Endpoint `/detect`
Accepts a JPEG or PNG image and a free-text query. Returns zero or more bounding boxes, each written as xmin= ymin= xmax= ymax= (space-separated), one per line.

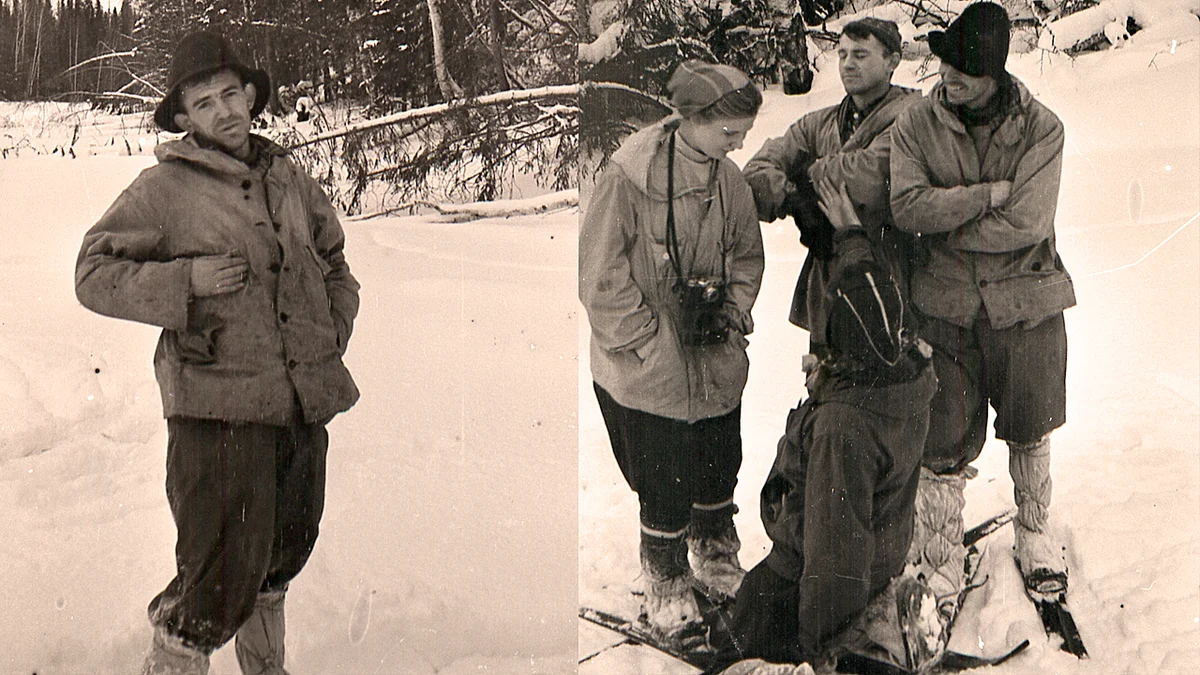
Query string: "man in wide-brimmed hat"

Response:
xmin=889 ymin=0 xmax=1075 ymax=624
xmin=75 ymin=31 xmax=360 ymax=674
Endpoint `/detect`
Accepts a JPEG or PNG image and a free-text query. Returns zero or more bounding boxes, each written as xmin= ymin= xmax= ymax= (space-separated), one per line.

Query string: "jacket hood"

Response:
xmin=155 ymin=133 xmax=288 ymax=175
xmin=810 ymin=352 xmax=937 ymax=421
xmin=610 ymin=116 xmax=733 ymax=203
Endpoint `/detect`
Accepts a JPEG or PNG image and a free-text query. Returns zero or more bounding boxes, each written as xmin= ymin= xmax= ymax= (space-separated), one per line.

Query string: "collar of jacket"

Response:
xmin=808 ymin=350 xmax=936 ymax=419
xmin=929 ymin=76 xmax=1034 ymax=148
xmin=154 ymin=133 xmax=288 ymax=175
xmin=610 ymin=115 xmax=727 ymax=203
xmin=832 ymin=85 xmax=920 ymax=152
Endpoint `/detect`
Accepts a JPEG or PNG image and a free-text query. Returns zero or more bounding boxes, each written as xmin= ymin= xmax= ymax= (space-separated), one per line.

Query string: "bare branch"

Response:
xmin=290 ymin=84 xmax=579 ymax=148
xmin=57 ymin=49 xmax=138 ymax=78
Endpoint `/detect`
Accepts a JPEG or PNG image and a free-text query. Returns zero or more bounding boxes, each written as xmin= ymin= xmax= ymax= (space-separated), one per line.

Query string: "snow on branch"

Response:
xmin=58 ymin=49 xmax=139 ymax=78
xmin=580 ymin=20 xmax=626 ymax=64
xmin=1039 ymin=0 xmax=1200 ymax=52
xmin=347 ymin=189 xmax=579 ymax=222
xmin=290 ymin=84 xmax=580 ymax=149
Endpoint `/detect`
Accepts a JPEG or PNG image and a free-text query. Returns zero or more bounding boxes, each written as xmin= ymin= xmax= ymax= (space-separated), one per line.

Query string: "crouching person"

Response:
xmin=716 ymin=248 xmax=938 ymax=671
xmin=579 ymin=60 xmax=765 ymax=644
xmin=74 ymin=32 xmax=359 ymax=674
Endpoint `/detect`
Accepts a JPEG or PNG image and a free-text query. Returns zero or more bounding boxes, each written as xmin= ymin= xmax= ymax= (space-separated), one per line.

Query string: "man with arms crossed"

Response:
xmin=889 ymin=1 xmax=1075 ymax=606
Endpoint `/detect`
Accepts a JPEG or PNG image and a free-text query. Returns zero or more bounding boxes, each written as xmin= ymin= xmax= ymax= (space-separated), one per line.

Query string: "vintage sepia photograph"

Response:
xmin=0 ymin=0 xmax=1197 ymax=674
xmin=1 ymin=0 xmax=577 ymax=673
xmin=577 ymin=1 xmax=1199 ymax=673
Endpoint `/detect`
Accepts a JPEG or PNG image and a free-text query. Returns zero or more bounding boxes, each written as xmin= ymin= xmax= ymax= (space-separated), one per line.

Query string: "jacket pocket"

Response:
xmin=175 ymin=312 xmax=222 ymax=365
xmin=307 ymin=245 xmax=333 ymax=277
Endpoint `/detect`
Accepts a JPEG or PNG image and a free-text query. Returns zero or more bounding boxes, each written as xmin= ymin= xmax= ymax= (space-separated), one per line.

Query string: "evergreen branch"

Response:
xmin=498 ymin=0 xmax=542 ymax=33
xmin=290 ymin=84 xmax=579 ymax=148
xmin=522 ymin=0 xmax=579 ymax=38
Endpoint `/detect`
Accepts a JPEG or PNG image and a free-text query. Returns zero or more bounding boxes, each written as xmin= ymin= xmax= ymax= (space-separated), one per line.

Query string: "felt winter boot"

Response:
xmin=639 ymin=530 xmax=703 ymax=643
xmin=141 ymin=626 xmax=211 ymax=675
xmin=235 ymin=589 xmax=291 ymax=675
xmin=1009 ymin=436 xmax=1068 ymax=594
xmin=688 ymin=505 xmax=746 ymax=600
xmin=905 ymin=468 xmax=968 ymax=623
xmin=894 ymin=575 xmax=944 ymax=672
xmin=832 ymin=573 xmax=943 ymax=674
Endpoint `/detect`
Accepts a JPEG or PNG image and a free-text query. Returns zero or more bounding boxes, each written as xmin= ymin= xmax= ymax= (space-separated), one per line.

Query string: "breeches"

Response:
xmin=594 ymin=383 xmax=742 ymax=534
xmin=148 ymin=416 xmax=328 ymax=651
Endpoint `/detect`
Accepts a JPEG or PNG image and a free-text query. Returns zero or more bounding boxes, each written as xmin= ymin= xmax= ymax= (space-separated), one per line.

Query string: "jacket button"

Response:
xmin=242 ymin=179 xmax=252 ymax=190
xmin=280 ymin=312 xmax=289 ymax=323
xmin=272 ymin=222 xmax=282 ymax=232
xmin=288 ymin=359 xmax=297 ymax=369
xmin=978 ymin=279 xmax=989 ymax=288
xmin=268 ymin=263 xmax=281 ymax=274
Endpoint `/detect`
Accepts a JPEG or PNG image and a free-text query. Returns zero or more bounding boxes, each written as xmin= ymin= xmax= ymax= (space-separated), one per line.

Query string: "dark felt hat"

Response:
xmin=928 ymin=2 xmax=1011 ymax=78
xmin=154 ymin=32 xmax=271 ymax=133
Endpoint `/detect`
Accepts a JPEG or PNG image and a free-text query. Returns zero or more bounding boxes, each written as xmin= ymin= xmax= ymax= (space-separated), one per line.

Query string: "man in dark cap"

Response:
xmin=75 ymin=31 xmax=360 ymax=674
xmin=889 ymin=0 xmax=1075 ymax=611
xmin=744 ymin=16 xmax=921 ymax=360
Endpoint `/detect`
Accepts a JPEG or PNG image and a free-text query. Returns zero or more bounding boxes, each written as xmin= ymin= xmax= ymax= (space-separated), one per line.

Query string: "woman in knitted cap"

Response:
xmin=579 ymin=60 xmax=765 ymax=643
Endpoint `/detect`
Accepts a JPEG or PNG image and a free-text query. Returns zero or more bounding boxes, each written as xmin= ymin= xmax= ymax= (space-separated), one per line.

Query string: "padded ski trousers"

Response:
xmin=593 ymin=382 xmax=742 ymax=535
xmin=148 ymin=416 xmax=328 ymax=652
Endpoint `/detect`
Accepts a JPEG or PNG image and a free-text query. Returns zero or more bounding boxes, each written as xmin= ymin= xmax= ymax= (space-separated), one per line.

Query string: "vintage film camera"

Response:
xmin=675 ymin=276 xmax=728 ymax=346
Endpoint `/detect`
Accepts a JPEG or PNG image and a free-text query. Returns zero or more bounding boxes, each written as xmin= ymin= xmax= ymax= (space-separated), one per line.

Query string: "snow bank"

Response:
xmin=1039 ymin=0 xmax=1200 ymax=52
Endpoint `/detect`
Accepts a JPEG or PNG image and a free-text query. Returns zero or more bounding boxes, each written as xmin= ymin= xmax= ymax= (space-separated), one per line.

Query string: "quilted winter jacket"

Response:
xmin=75 ymin=135 xmax=360 ymax=426
xmin=579 ymin=120 xmax=765 ymax=422
xmin=743 ymin=86 xmax=920 ymax=338
xmin=889 ymin=78 xmax=1076 ymax=329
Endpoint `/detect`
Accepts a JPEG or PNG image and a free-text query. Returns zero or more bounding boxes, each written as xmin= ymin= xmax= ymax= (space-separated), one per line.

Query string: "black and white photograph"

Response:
xmin=0 ymin=0 xmax=1198 ymax=674
xmin=1 ymin=1 xmax=578 ymax=672
xmin=577 ymin=1 xmax=1199 ymax=673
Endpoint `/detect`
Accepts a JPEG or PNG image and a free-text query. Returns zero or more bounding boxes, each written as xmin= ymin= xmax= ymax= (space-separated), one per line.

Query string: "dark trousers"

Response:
xmin=921 ymin=312 xmax=1067 ymax=473
xmin=148 ymin=416 xmax=328 ymax=651
xmin=593 ymin=383 xmax=742 ymax=535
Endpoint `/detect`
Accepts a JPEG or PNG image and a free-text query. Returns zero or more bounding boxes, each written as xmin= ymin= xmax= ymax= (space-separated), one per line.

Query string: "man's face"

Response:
xmin=173 ymin=70 xmax=255 ymax=156
xmin=837 ymin=34 xmax=898 ymax=98
xmin=938 ymin=62 xmax=996 ymax=109
xmin=680 ymin=115 xmax=756 ymax=159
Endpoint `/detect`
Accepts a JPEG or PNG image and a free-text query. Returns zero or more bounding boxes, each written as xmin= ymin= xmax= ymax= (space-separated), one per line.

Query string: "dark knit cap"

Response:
xmin=928 ymin=2 xmax=1011 ymax=78
xmin=667 ymin=60 xmax=753 ymax=119
xmin=843 ymin=17 xmax=903 ymax=55
xmin=826 ymin=261 xmax=906 ymax=370
xmin=154 ymin=32 xmax=271 ymax=133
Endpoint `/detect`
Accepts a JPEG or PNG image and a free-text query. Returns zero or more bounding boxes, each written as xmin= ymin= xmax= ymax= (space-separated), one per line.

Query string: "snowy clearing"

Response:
xmin=0 ymin=155 xmax=578 ymax=672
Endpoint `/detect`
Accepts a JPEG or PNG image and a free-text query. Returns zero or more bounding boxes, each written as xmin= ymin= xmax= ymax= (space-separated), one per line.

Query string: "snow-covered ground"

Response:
xmin=0 ymin=158 xmax=578 ymax=670
xmin=580 ymin=15 xmax=1199 ymax=675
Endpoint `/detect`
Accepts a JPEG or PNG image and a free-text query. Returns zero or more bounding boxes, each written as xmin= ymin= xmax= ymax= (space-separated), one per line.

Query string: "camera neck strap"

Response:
xmin=665 ymin=131 xmax=686 ymax=286
xmin=665 ymin=130 xmax=728 ymax=289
